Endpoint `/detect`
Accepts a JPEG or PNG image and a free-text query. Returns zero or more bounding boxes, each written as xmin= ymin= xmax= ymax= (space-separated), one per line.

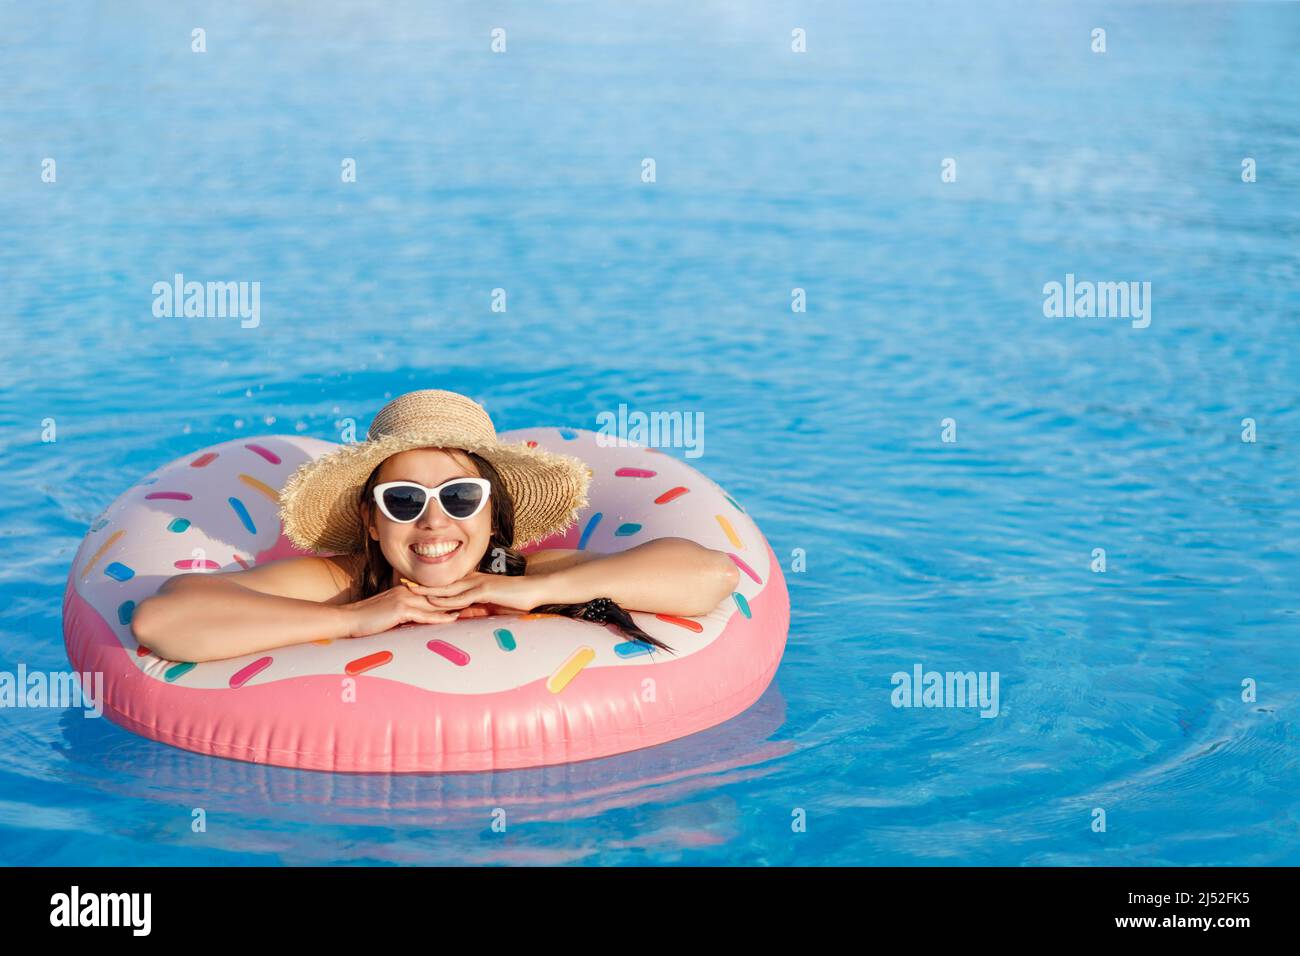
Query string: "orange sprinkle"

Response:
xmin=654 ymin=486 xmax=689 ymax=504
xmin=715 ymin=514 xmax=743 ymax=549
xmin=547 ymin=646 xmax=595 ymax=693
xmin=655 ymin=614 xmax=703 ymax=633
xmin=238 ymin=472 xmax=280 ymax=502
xmin=345 ymin=650 xmax=393 ymax=675
xmin=81 ymin=529 xmax=125 ymax=578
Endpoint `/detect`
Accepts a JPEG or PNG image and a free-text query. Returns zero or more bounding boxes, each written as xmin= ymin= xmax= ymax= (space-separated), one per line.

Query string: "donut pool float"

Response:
xmin=62 ymin=427 xmax=790 ymax=773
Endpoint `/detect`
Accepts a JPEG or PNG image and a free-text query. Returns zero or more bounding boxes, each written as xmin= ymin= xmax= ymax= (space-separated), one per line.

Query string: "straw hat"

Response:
xmin=278 ymin=390 xmax=590 ymax=553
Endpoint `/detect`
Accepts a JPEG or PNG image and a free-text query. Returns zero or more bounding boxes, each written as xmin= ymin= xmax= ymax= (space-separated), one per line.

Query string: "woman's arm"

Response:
xmin=525 ymin=537 xmax=740 ymax=616
xmin=130 ymin=557 xmax=359 ymax=663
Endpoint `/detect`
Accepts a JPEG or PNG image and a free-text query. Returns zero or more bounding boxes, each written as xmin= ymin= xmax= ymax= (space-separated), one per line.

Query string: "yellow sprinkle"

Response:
xmin=400 ymin=577 xmax=418 ymax=587
xmin=522 ymin=612 xmax=562 ymax=620
xmin=238 ymin=472 xmax=281 ymax=502
xmin=311 ymin=638 xmax=334 ymax=646
xmin=715 ymin=514 xmax=743 ymax=549
xmin=546 ymin=646 xmax=595 ymax=694
xmin=81 ymin=529 xmax=125 ymax=578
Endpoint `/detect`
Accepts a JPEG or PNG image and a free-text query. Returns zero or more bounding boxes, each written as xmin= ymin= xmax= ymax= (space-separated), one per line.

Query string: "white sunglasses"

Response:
xmin=372 ymin=477 xmax=492 ymax=524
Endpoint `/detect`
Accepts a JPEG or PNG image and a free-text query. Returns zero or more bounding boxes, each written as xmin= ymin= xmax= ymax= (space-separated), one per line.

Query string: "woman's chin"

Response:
xmin=406 ymin=566 xmax=458 ymax=586
xmin=403 ymin=556 xmax=472 ymax=585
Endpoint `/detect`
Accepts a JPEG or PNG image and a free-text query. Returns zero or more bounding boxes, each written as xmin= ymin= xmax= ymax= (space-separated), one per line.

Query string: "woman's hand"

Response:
xmin=401 ymin=572 xmax=544 ymax=617
xmin=341 ymin=584 xmax=462 ymax=638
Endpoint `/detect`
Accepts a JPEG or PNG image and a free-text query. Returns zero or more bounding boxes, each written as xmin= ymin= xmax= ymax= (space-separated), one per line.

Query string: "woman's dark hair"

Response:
xmin=353 ymin=449 xmax=675 ymax=654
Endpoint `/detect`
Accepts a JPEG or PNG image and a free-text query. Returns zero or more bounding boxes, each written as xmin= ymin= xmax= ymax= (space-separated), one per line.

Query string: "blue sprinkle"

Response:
xmin=723 ymin=492 xmax=745 ymax=513
xmin=228 ymin=496 xmax=256 ymax=535
xmin=104 ymin=562 xmax=134 ymax=582
xmin=167 ymin=517 xmax=190 ymax=533
xmin=614 ymin=522 xmax=642 ymax=537
xmin=138 ymin=477 xmax=159 ymax=486
xmin=117 ymin=601 xmax=136 ymax=625
xmin=90 ymin=518 xmax=108 ymax=533
xmin=493 ymin=628 xmax=516 ymax=651
xmin=164 ymin=662 xmax=196 ymax=682
xmin=733 ymin=592 xmax=752 ymax=619
xmin=577 ymin=512 xmax=602 ymax=550
xmin=614 ymin=641 xmax=657 ymax=658
xmin=558 ymin=429 xmax=577 ymax=440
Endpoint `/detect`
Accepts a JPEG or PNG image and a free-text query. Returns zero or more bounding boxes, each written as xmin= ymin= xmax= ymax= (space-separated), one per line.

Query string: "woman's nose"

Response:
xmin=417 ymin=502 xmax=452 ymax=530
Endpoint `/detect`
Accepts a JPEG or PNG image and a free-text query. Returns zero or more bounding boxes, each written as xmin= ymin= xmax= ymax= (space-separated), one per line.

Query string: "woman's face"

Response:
xmin=364 ymin=447 xmax=492 ymax=586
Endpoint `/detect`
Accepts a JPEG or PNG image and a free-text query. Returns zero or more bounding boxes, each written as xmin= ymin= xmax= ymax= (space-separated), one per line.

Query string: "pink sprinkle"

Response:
xmin=427 ymin=639 xmax=470 ymax=666
xmin=145 ymin=491 xmax=192 ymax=501
xmin=174 ymin=558 xmax=221 ymax=570
xmin=232 ymin=554 xmax=253 ymax=569
xmin=245 ymin=443 xmax=281 ymax=465
xmin=615 ymin=467 xmax=658 ymax=478
xmin=728 ymin=552 xmax=761 ymax=585
xmin=190 ymin=452 xmax=218 ymax=468
xmin=229 ymin=656 xmax=273 ymax=688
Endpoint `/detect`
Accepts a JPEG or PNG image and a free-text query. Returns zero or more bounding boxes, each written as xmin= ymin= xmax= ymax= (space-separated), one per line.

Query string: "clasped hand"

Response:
xmin=403 ymin=572 xmax=545 ymax=619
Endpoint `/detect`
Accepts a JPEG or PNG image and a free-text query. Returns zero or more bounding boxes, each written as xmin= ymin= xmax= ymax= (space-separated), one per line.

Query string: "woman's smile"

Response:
xmin=410 ymin=538 xmax=463 ymax=563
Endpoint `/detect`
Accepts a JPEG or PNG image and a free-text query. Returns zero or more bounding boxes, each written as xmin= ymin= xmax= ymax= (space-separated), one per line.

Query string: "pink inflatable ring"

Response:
xmin=62 ymin=427 xmax=790 ymax=773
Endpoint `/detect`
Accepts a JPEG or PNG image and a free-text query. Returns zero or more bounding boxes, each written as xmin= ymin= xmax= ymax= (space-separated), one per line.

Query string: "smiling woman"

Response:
xmin=65 ymin=390 xmax=789 ymax=772
xmin=132 ymin=391 xmax=735 ymax=662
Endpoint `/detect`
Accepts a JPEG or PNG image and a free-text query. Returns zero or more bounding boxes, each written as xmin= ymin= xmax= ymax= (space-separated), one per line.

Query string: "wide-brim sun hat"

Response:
xmin=278 ymin=389 xmax=590 ymax=553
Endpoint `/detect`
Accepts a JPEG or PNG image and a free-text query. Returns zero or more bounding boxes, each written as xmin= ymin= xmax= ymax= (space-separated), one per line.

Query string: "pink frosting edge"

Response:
xmin=62 ymin=541 xmax=790 ymax=774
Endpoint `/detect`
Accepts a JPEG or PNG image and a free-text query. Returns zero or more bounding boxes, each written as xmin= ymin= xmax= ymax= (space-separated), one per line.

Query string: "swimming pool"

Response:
xmin=1 ymin=0 xmax=1297 ymax=865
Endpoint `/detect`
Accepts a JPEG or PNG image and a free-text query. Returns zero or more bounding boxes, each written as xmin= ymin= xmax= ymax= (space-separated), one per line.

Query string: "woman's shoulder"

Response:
xmin=218 ymin=551 xmax=361 ymax=604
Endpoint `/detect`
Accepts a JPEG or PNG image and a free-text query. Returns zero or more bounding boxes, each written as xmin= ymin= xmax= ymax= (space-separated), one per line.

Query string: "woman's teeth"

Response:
xmin=412 ymin=541 xmax=461 ymax=558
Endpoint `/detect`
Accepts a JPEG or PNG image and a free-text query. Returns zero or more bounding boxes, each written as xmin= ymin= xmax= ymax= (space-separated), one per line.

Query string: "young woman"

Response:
xmin=130 ymin=389 xmax=739 ymax=664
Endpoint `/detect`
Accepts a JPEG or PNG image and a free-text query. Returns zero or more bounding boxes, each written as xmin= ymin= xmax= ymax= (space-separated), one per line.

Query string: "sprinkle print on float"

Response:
xmin=62 ymin=428 xmax=790 ymax=773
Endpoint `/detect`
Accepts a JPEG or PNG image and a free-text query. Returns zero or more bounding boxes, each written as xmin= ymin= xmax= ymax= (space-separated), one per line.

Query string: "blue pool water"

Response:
xmin=2 ymin=1 xmax=1298 ymax=865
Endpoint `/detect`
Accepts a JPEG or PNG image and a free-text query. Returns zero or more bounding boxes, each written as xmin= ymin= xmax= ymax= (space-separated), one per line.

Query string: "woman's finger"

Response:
xmin=409 ymin=607 xmax=459 ymax=625
xmin=402 ymin=578 xmax=478 ymax=598
xmin=412 ymin=586 xmax=479 ymax=606
xmin=435 ymin=593 xmax=478 ymax=606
